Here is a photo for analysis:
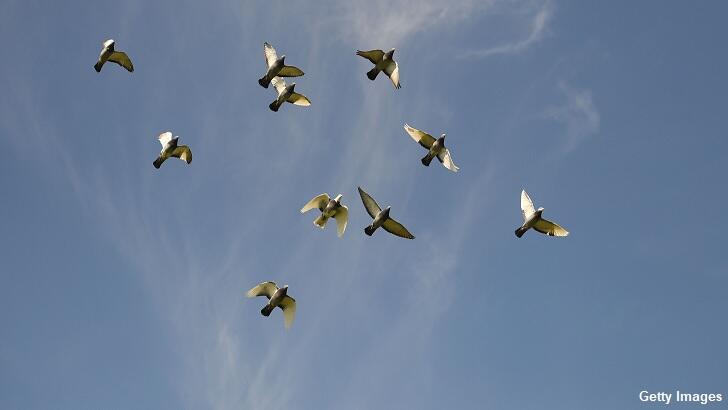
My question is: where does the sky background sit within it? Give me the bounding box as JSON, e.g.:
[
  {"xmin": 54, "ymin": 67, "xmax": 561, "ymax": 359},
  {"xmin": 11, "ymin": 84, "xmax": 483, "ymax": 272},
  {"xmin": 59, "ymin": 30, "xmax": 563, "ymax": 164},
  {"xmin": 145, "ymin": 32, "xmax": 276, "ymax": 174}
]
[{"xmin": 1, "ymin": 0, "xmax": 727, "ymax": 409}]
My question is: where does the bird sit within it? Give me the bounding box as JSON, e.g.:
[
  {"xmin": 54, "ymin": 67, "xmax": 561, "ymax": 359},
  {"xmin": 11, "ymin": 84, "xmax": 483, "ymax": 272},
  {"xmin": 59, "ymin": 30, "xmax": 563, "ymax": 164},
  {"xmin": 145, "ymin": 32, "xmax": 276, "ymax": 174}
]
[
  {"xmin": 357, "ymin": 187, "xmax": 414, "ymax": 239},
  {"xmin": 258, "ymin": 42, "xmax": 304, "ymax": 88},
  {"xmin": 356, "ymin": 48, "xmax": 401, "ymax": 89},
  {"xmin": 246, "ymin": 281, "xmax": 296, "ymax": 329},
  {"xmin": 268, "ymin": 76, "xmax": 311, "ymax": 112},
  {"xmin": 403, "ymin": 124, "xmax": 459, "ymax": 172},
  {"xmin": 94, "ymin": 39, "xmax": 134, "ymax": 72},
  {"xmin": 515, "ymin": 190, "xmax": 569, "ymax": 238},
  {"xmin": 153, "ymin": 131, "xmax": 192, "ymax": 169},
  {"xmin": 300, "ymin": 193, "xmax": 349, "ymax": 237}
]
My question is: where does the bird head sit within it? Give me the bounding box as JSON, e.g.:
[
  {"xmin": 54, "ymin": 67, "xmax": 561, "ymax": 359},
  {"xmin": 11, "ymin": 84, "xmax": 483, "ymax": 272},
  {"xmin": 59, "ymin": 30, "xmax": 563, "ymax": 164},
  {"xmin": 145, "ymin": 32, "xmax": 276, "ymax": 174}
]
[
  {"xmin": 438, "ymin": 134, "xmax": 446, "ymax": 144},
  {"xmin": 386, "ymin": 48, "xmax": 396, "ymax": 58},
  {"xmin": 281, "ymin": 285, "xmax": 289, "ymax": 295},
  {"xmin": 536, "ymin": 207, "xmax": 545, "ymax": 215},
  {"xmin": 334, "ymin": 194, "xmax": 343, "ymax": 203},
  {"xmin": 280, "ymin": 55, "xmax": 286, "ymax": 62}
]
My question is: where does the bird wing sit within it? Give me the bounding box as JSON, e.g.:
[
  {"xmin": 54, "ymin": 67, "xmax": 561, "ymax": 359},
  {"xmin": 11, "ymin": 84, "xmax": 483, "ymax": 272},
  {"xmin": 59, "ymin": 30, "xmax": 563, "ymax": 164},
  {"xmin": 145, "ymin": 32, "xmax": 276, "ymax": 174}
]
[
  {"xmin": 357, "ymin": 187, "xmax": 382, "ymax": 219},
  {"xmin": 278, "ymin": 295, "xmax": 296, "ymax": 329},
  {"xmin": 521, "ymin": 190, "xmax": 536, "ymax": 222},
  {"xmin": 333, "ymin": 205, "xmax": 348, "ymax": 237},
  {"xmin": 356, "ymin": 49, "xmax": 384, "ymax": 64},
  {"xmin": 158, "ymin": 131, "xmax": 174, "ymax": 148},
  {"xmin": 171, "ymin": 145, "xmax": 192, "ymax": 164},
  {"xmin": 437, "ymin": 148, "xmax": 459, "ymax": 172},
  {"xmin": 287, "ymin": 92, "xmax": 311, "ymax": 106},
  {"xmin": 382, "ymin": 218, "xmax": 415, "ymax": 239},
  {"xmin": 271, "ymin": 76, "xmax": 287, "ymax": 95},
  {"xmin": 403, "ymin": 124, "xmax": 436, "ymax": 149},
  {"xmin": 383, "ymin": 60, "xmax": 401, "ymax": 89},
  {"xmin": 246, "ymin": 281, "xmax": 278, "ymax": 299},
  {"xmin": 301, "ymin": 194, "xmax": 330, "ymax": 213},
  {"xmin": 107, "ymin": 51, "xmax": 134, "ymax": 72},
  {"xmin": 278, "ymin": 65, "xmax": 304, "ymax": 77},
  {"xmin": 533, "ymin": 218, "xmax": 569, "ymax": 237},
  {"xmin": 263, "ymin": 42, "xmax": 278, "ymax": 68}
]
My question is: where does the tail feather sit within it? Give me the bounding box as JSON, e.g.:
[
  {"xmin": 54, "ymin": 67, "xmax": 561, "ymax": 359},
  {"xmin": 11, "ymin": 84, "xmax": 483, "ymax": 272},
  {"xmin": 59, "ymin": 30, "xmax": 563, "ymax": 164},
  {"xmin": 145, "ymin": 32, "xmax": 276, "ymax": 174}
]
[
  {"xmin": 314, "ymin": 215, "xmax": 328, "ymax": 228},
  {"xmin": 515, "ymin": 227, "xmax": 527, "ymax": 238},
  {"xmin": 153, "ymin": 157, "xmax": 164, "ymax": 169},
  {"xmin": 261, "ymin": 305, "xmax": 274, "ymax": 317},
  {"xmin": 364, "ymin": 225, "xmax": 375, "ymax": 236},
  {"xmin": 269, "ymin": 101, "xmax": 280, "ymax": 112},
  {"xmin": 94, "ymin": 61, "xmax": 103, "ymax": 72},
  {"xmin": 258, "ymin": 76, "xmax": 269, "ymax": 88},
  {"xmin": 366, "ymin": 68, "xmax": 379, "ymax": 80},
  {"xmin": 421, "ymin": 153, "xmax": 434, "ymax": 166}
]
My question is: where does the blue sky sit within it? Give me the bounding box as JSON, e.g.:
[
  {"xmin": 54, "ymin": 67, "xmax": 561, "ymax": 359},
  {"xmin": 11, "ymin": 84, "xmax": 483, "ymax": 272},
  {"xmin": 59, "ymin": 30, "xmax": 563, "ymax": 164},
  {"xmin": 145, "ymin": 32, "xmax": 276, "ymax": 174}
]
[{"xmin": 1, "ymin": 0, "xmax": 727, "ymax": 409}]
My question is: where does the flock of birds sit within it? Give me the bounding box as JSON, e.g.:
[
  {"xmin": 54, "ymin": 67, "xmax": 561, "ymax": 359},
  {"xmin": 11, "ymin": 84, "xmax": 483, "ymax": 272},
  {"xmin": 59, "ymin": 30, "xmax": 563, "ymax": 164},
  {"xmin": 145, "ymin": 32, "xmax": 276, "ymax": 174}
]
[{"xmin": 95, "ymin": 39, "xmax": 570, "ymax": 329}]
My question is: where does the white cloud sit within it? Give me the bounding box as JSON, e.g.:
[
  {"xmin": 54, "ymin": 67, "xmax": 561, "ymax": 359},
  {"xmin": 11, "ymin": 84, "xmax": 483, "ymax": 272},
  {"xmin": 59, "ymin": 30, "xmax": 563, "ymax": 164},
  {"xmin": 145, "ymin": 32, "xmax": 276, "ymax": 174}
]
[{"xmin": 544, "ymin": 81, "xmax": 600, "ymax": 152}]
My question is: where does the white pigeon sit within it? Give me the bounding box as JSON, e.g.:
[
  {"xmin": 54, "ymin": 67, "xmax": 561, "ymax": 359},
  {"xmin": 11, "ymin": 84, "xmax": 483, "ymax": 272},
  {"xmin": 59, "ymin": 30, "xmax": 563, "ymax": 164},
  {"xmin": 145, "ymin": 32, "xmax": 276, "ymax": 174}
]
[
  {"xmin": 403, "ymin": 124, "xmax": 459, "ymax": 172},
  {"xmin": 357, "ymin": 187, "xmax": 414, "ymax": 239},
  {"xmin": 246, "ymin": 281, "xmax": 296, "ymax": 329},
  {"xmin": 356, "ymin": 48, "xmax": 401, "ymax": 89},
  {"xmin": 153, "ymin": 131, "xmax": 192, "ymax": 169},
  {"xmin": 515, "ymin": 190, "xmax": 569, "ymax": 238},
  {"xmin": 94, "ymin": 39, "xmax": 134, "ymax": 73},
  {"xmin": 268, "ymin": 76, "xmax": 311, "ymax": 112},
  {"xmin": 300, "ymin": 193, "xmax": 349, "ymax": 238},
  {"xmin": 258, "ymin": 42, "xmax": 305, "ymax": 88}
]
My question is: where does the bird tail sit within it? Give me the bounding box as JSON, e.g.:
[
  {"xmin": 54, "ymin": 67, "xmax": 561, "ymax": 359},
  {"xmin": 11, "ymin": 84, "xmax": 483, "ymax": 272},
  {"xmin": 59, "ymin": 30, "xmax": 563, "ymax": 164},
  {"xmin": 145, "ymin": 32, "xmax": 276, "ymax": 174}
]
[
  {"xmin": 314, "ymin": 215, "xmax": 328, "ymax": 228},
  {"xmin": 364, "ymin": 225, "xmax": 375, "ymax": 236},
  {"xmin": 366, "ymin": 68, "xmax": 379, "ymax": 80},
  {"xmin": 153, "ymin": 157, "xmax": 164, "ymax": 169},
  {"xmin": 258, "ymin": 76, "xmax": 269, "ymax": 88},
  {"xmin": 515, "ymin": 227, "xmax": 527, "ymax": 238},
  {"xmin": 261, "ymin": 305, "xmax": 275, "ymax": 317},
  {"xmin": 269, "ymin": 100, "xmax": 280, "ymax": 112},
  {"xmin": 421, "ymin": 153, "xmax": 434, "ymax": 166},
  {"xmin": 94, "ymin": 61, "xmax": 103, "ymax": 72}
]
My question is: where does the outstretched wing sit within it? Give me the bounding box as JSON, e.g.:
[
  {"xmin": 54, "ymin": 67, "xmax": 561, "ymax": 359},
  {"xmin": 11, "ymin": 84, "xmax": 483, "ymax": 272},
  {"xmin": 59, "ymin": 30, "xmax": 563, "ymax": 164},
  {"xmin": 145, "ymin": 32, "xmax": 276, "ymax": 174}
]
[
  {"xmin": 382, "ymin": 218, "xmax": 415, "ymax": 239},
  {"xmin": 437, "ymin": 148, "xmax": 459, "ymax": 172},
  {"xmin": 171, "ymin": 145, "xmax": 192, "ymax": 164},
  {"xmin": 301, "ymin": 193, "xmax": 330, "ymax": 213},
  {"xmin": 246, "ymin": 281, "xmax": 278, "ymax": 299},
  {"xmin": 158, "ymin": 131, "xmax": 174, "ymax": 148},
  {"xmin": 263, "ymin": 42, "xmax": 278, "ymax": 68},
  {"xmin": 333, "ymin": 205, "xmax": 348, "ymax": 238},
  {"xmin": 278, "ymin": 295, "xmax": 296, "ymax": 329},
  {"xmin": 383, "ymin": 60, "xmax": 400, "ymax": 89},
  {"xmin": 287, "ymin": 92, "xmax": 311, "ymax": 106},
  {"xmin": 403, "ymin": 124, "xmax": 436, "ymax": 149},
  {"xmin": 533, "ymin": 218, "xmax": 569, "ymax": 237},
  {"xmin": 357, "ymin": 187, "xmax": 382, "ymax": 219},
  {"xmin": 278, "ymin": 65, "xmax": 304, "ymax": 77},
  {"xmin": 271, "ymin": 76, "xmax": 287, "ymax": 95},
  {"xmin": 356, "ymin": 49, "xmax": 384, "ymax": 64},
  {"xmin": 108, "ymin": 51, "xmax": 134, "ymax": 72},
  {"xmin": 521, "ymin": 190, "xmax": 536, "ymax": 222}
]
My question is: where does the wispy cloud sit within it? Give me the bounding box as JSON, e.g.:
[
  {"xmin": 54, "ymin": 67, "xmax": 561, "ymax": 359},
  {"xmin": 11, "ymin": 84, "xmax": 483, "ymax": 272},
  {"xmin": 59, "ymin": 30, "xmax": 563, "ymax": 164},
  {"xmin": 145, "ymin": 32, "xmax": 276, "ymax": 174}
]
[
  {"xmin": 544, "ymin": 81, "xmax": 600, "ymax": 152},
  {"xmin": 460, "ymin": 1, "xmax": 553, "ymax": 59}
]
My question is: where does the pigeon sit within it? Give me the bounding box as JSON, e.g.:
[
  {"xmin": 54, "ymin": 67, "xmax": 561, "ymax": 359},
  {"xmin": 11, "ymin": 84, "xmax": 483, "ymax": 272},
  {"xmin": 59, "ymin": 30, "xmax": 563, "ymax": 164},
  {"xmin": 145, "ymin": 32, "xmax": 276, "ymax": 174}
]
[
  {"xmin": 246, "ymin": 281, "xmax": 296, "ymax": 329},
  {"xmin": 403, "ymin": 124, "xmax": 459, "ymax": 172},
  {"xmin": 357, "ymin": 187, "xmax": 414, "ymax": 239},
  {"xmin": 356, "ymin": 48, "xmax": 401, "ymax": 89},
  {"xmin": 258, "ymin": 42, "xmax": 304, "ymax": 88},
  {"xmin": 153, "ymin": 131, "xmax": 192, "ymax": 169},
  {"xmin": 515, "ymin": 190, "xmax": 569, "ymax": 238},
  {"xmin": 268, "ymin": 76, "xmax": 311, "ymax": 112},
  {"xmin": 94, "ymin": 39, "xmax": 134, "ymax": 73},
  {"xmin": 300, "ymin": 193, "xmax": 349, "ymax": 237}
]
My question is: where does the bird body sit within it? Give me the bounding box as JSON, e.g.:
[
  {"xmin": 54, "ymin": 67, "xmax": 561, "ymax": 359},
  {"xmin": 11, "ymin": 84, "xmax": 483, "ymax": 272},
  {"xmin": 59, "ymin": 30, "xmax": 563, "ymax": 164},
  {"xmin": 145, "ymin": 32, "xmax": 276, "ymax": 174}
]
[
  {"xmin": 258, "ymin": 42, "xmax": 304, "ymax": 88},
  {"xmin": 403, "ymin": 124, "xmax": 459, "ymax": 172},
  {"xmin": 357, "ymin": 187, "xmax": 414, "ymax": 239},
  {"xmin": 153, "ymin": 131, "xmax": 192, "ymax": 169},
  {"xmin": 94, "ymin": 39, "xmax": 134, "ymax": 72},
  {"xmin": 269, "ymin": 77, "xmax": 311, "ymax": 111},
  {"xmin": 515, "ymin": 190, "xmax": 569, "ymax": 238},
  {"xmin": 301, "ymin": 193, "xmax": 349, "ymax": 237},
  {"xmin": 246, "ymin": 281, "xmax": 296, "ymax": 329},
  {"xmin": 356, "ymin": 48, "xmax": 401, "ymax": 89}
]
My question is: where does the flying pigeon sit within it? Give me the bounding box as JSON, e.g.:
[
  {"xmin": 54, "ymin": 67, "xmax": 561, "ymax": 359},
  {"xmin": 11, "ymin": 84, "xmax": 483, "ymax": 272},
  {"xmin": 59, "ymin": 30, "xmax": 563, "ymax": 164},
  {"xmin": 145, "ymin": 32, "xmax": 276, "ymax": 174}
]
[
  {"xmin": 300, "ymin": 193, "xmax": 349, "ymax": 237},
  {"xmin": 356, "ymin": 48, "xmax": 401, "ymax": 89},
  {"xmin": 403, "ymin": 124, "xmax": 459, "ymax": 172},
  {"xmin": 357, "ymin": 187, "xmax": 414, "ymax": 239},
  {"xmin": 258, "ymin": 42, "xmax": 305, "ymax": 88},
  {"xmin": 268, "ymin": 76, "xmax": 311, "ymax": 112},
  {"xmin": 515, "ymin": 190, "xmax": 569, "ymax": 238},
  {"xmin": 246, "ymin": 281, "xmax": 296, "ymax": 329},
  {"xmin": 153, "ymin": 131, "xmax": 192, "ymax": 169},
  {"xmin": 94, "ymin": 39, "xmax": 134, "ymax": 73}
]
